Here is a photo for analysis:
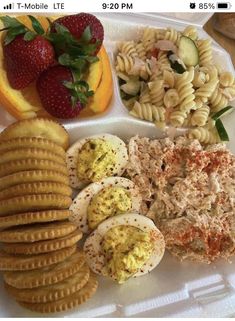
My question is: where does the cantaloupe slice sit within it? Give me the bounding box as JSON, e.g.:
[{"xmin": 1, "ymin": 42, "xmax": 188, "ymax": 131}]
[
  {"xmin": 87, "ymin": 46, "xmax": 113, "ymax": 113},
  {"xmin": 86, "ymin": 52, "xmax": 103, "ymax": 92}
]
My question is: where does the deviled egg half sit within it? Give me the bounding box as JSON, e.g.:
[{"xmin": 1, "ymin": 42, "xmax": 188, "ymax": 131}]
[
  {"xmin": 66, "ymin": 134, "xmax": 128, "ymax": 189},
  {"xmin": 84, "ymin": 213, "xmax": 165, "ymax": 284},
  {"xmin": 70, "ymin": 177, "xmax": 142, "ymax": 233}
]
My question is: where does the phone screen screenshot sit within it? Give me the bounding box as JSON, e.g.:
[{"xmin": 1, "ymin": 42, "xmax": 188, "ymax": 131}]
[{"xmin": 0, "ymin": 1, "xmax": 234, "ymax": 319}]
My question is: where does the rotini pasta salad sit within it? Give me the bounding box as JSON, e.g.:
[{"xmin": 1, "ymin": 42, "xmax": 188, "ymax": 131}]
[{"xmin": 115, "ymin": 25, "xmax": 235, "ymax": 144}]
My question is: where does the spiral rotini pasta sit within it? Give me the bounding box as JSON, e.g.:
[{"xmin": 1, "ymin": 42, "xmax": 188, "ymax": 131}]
[
  {"xmin": 188, "ymin": 127, "xmax": 220, "ymax": 144},
  {"xmin": 118, "ymin": 41, "xmax": 138, "ymax": 57},
  {"xmin": 164, "ymin": 27, "xmax": 181, "ymax": 45},
  {"xmin": 163, "ymin": 70, "xmax": 175, "ymax": 88},
  {"xmin": 195, "ymin": 66, "xmax": 219, "ymax": 103},
  {"xmin": 210, "ymin": 86, "xmax": 229, "ymax": 112},
  {"xmin": 182, "ymin": 113, "xmax": 192, "ymax": 127},
  {"xmin": 148, "ymin": 80, "xmax": 165, "ymax": 106},
  {"xmin": 158, "ymin": 51, "xmax": 170, "ymax": 66},
  {"xmin": 139, "ymin": 87, "xmax": 151, "ymax": 104},
  {"xmin": 116, "ymin": 24, "xmax": 234, "ymax": 135},
  {"xmin": 116, "ymin": 71, "xmax": 130, "ymax": 82},
  {"xmin": 163, "ymin": 89, "xmax": 179, "ymax": 108},
  {"xmin": 142, "ymin": 27, "xmax": 155, "ymax": 52},
  {"xmin": 191, "ymin": 105, "xmax": 210, "ymax": 127},
  {"xmin": 219, "ymin": 72, "xmax": 234, "ymax": 87},
  {"xmin": 183, "ymin": 25, "xmax": 198, "ymax": 41},
  {"xmin": 224, "ymin": 84, "xmax": 235, "ymax": 99},
  {"xmin": 130, "ymin": 102, "xmax": 165, "ymax": 122},
  {"xmin": 136, "ymin": 42, "xmax": 147, "ymax": 60},
  {"xmin": 150, "ymin": 67, "xmax": 162, "ymax": 82},
  {"xmin": 194, "ymin": 97, "xmax": 204, "ymax": 110},
  {"xmin": 193, "ymin": 70, "xmax": 208, "ymax": 88},
  {"xmin": 123, "ymin": 97, "xmax": 137, "ymax": 110},
  {"xmin": 175, "ymin": 67, "xmax": 196, "ymax": 113},
  {"xmin": 197, "ymin": 39, "xmax": 213, "ymax": 67},
  {"xmin": 155, "ymin": 28, "xmax": 166, "ymax": 41},
  {"xmin": 116, "ymin": 54, "xmax": 135, "ymax": 74},
  {"xmin": 169, "ymin": 110, "xmax": 187, "ymax": 127},
  {"xmin": 139, "ymin": 61, "xmax": 152, "ymax": 80}
]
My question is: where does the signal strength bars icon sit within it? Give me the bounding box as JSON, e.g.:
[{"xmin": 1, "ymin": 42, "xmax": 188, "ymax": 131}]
[{"xmin": 3, "ymin": 3, "xmax": 14, "ymax": 9}]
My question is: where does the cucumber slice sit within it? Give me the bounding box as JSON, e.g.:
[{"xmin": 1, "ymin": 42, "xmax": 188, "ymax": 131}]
[
  {"xmin": 212, "ymin": 106, "xmax": 234, "ymax": 121},
  {"xmin": 167, "ymin": 51, "xmax": 186, "ymax": 74},
  {"xmin": 215, "ymin": 119, "xmax": 229, "ymax": 141},
  {"xmin": 178, "ymin": 36, "xmax": 199, "ymax": 67}
]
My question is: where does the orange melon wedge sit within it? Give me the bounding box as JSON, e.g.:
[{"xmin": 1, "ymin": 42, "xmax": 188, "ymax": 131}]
[{"xmin": 87, "ymin": 46, "xmax": 113, "ymax": 113}]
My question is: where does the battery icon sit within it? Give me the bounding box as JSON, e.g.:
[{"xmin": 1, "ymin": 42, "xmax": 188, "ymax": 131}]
[{"xmin": 217, "ymin": 2, "xmax": 231, "ymax": 9}]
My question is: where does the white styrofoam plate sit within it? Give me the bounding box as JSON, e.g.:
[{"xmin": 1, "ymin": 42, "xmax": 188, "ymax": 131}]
[
  {"xmin": 0, "ymin": 13, "xmax": 235, "ymax": 317},
  {"xmin": 142, "ymin": 12, "xmax": 214, "ymax": 26}
]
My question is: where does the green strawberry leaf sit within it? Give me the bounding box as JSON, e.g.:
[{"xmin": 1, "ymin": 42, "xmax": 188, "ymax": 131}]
[
  {"xmin": 48, "ymin": 22, "xmax": 100, "ymax": 58},
  {"xmin": 80, "ymin": 26, "xmax": 92, "ymax": 43},
  {"xmin": 0, "ymin": 16, "xmax": 23, "ymax": 29},
  {"xmin": 54, "ymin": 23, "xmax": 72, "ymax": 38},
  {"xmin": 4, "ymin": 25, "xmax": 28, "ymax": 45},
  {"xmin": 59, "ymin": 53, "xmax": 89, "ymax": 74},
  {"xmin": 74, "ymin": 80, "xmax": 89, "ymax": 91},
  {"xmin": 71, "ymin": 95, "xmax": 78, "ymax": 108},
  {"xmin": 63, "ymin": 78, "xmax": 94, "ymax": 107},
  {"xmin": 28, "ymin": 15, "xmax": 45, "ymax": 35},
  {"xmin": 87, "ymin": 90, "xmax": 94, "ymax": 97},
  {"xmin": 63, "ymin": 80, "xmax": 74, "ymax": 90},
  {"xmin": 24, "ymin": 31, "xmax": 36, "ymax": 41},
  {"xmin": 0, "ymin": 15, "xmax": 45, "ymax": 44},
  {"xmin": 76, "ymin": 92, "xmax": 88, "ymax": 105},
  {"xmin": 58, "ymin": 53, "xmax": 72, "ymax": 66},
  {"xmin": 84, "ymin": 55, "xmax": 99, "ymax": 63}
]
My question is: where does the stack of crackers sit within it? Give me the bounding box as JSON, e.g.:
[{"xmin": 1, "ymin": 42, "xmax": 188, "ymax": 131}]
[{"xmin": 0, "ymin": 119, "xmax": 98, "ymax": 313}]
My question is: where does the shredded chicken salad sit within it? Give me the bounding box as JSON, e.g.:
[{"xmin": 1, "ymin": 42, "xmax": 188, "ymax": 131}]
[{"xmin": 126, "ymin": 136, "xmax": 235, "ymax": 263}]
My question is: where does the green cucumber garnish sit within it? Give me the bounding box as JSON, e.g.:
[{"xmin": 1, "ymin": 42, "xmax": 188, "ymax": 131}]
[
  {"xmin": 212, "ymin": 106, "xmax": 234, "ymax": 121},
  {"xmin": 167, "ymin": 51, "xmax": 186, "ymax": 74},
  {"xmin": 178, "ymin": 36, "xmax": 199, "ymax": 67},
  {"xmin": 215, "ymin": 119, "xmax": 229, "ymax": 141}
]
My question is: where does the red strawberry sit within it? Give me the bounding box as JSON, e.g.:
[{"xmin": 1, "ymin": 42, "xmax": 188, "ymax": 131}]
[
  {"xmin": 3, "ymin": 34, "xmax": 55, "ymax": 89},
  {"xmin": 51, "ymin": 13, "xmax": 104, "ymax": 55},
  {"xmin": 37, "ymin": 65, "xmax": 86, "ymax": 119}
]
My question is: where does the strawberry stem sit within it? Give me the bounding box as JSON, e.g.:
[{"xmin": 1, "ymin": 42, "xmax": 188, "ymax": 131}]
[
  {"xmin": 0, "ymin": 15, "xmax": 47, "ymax": 44},
  {"xmin": 63, "ymin": 75, "xmax": 94, "ymax": 108}
]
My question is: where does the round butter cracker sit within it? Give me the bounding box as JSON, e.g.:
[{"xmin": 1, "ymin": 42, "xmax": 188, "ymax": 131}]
[
  {"xmin": 0, "ymin": 159, "xmax": 68, "ymax": 178},
  {"xmin": 0, "ymin": 245, "xmax": 76, "ymax": 271},
  {"xmin": 3, "ymin": 229, "xmax": 82, "ymax": 254},
  {"xmin": 0, "ymin": 118, "xmax": 69, "ymax": 150},
  {"xmin": 0, "ymin": 210, "xmax": 72, "ymax": 230},
  {"xmin": 4, "ymin": 251, "xmax": 86, "ymax": 289},
  {"xmin": 0, "ymin": 148, "xmax": 65, "ymax": 166},
  {"xmin": 18, "ymin": 274, "xmax": 98, "ymax": 313},
  {"xmin": 0, "ymin": 221, "xmax": 77, "ymax": 243},
  {"xmin": 0, "ymin": 182, "xmax": 72, "ymax": 201},
  {"xmin": 0, "ymin": 137, "xmax": 66, "ymax": 157},
  {"xmin": 5, "ymin": 263, "xmax": 90, "ymax": 303},
  {"xmin": 0, "ymin": 170, "xmax": 69, "ymax": 191},
  {"xmin": 0, "ymin": 194, "xmax": 72, "ymax": 216}
]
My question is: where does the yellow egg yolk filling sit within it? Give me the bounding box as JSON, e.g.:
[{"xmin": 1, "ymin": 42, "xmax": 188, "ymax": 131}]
[
  {"xmin": 77, "ymin": 139, "xmax": 117, "ymax": 182},
  {"xmin": 87, "ymin": 187, "xmax": 132, "ymax": 230},
  {"xmin": 101, "ymin": 225, "xmax": 153, "ymax": 284}
]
